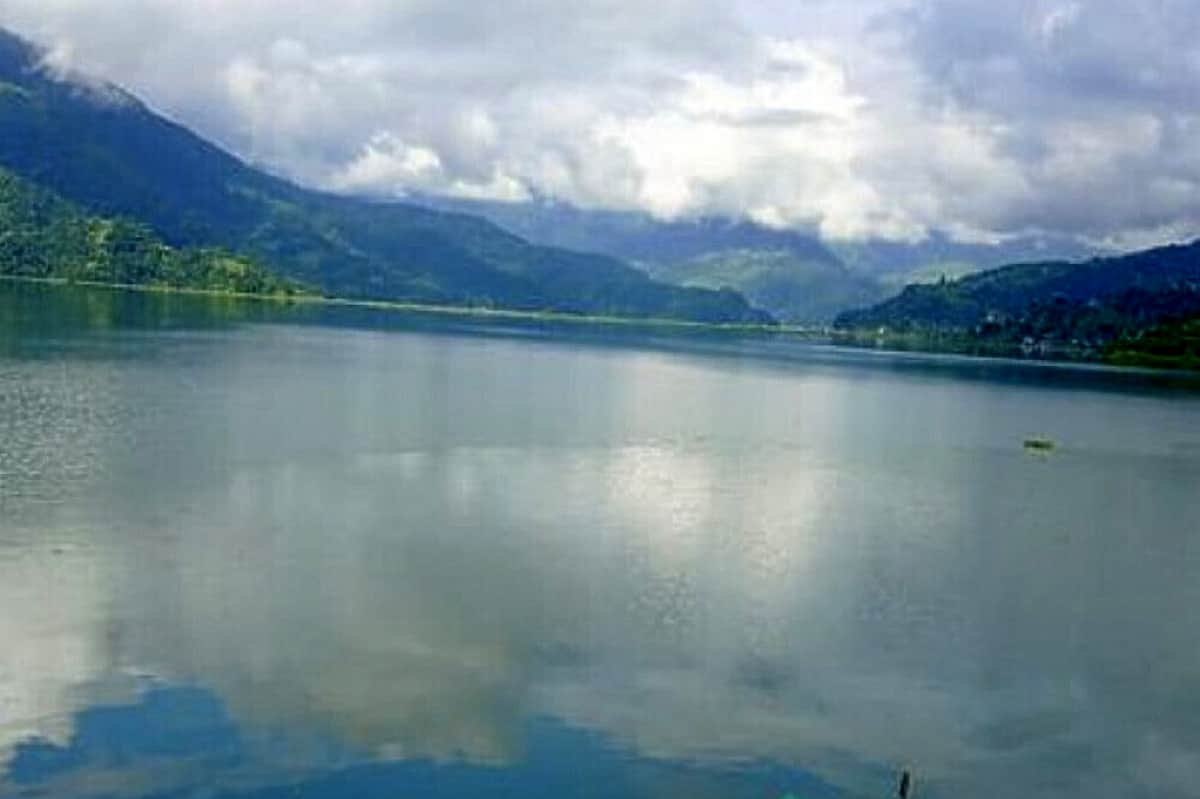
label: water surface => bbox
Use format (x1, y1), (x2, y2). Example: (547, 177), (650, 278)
(3, 284), (1200, 799)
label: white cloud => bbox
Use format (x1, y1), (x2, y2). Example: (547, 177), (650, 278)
(1037, 1), (1083, 45)
(1, 0), (1200, 245)
(0, 546), (110, 769)
(330, 132), (529, 201)
(332, 133), (444, 192)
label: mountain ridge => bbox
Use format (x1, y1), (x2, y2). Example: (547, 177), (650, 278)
(415, 194), (1101, 324)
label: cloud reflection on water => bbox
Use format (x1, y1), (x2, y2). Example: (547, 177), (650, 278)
(3, 303), (1200, 798)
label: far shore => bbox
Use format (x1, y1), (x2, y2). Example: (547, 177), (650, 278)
(0, 274), (818, 336)
(4, 274), (1197, 374)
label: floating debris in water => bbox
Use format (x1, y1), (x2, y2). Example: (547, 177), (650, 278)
(1023, 436), (1056, 452)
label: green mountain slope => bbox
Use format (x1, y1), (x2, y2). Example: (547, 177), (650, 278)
(0, 29), (769, 324)
(417, 196), (881, 323)
(835, 240), (1200, 364)
(638, 249), (885, 325)
(418, 196), (1100, 325)
(0, 167), (299, 295)
(837, 241), (1200, 329)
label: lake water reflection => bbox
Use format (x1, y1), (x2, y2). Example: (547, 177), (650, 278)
(2, 284), (1200, 799)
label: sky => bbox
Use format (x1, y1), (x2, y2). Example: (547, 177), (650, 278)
(1, 0), (1199, 247)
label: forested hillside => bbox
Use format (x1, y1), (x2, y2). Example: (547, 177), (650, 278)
(836, 241), (1200, 366)
(0, 168), (300, 295)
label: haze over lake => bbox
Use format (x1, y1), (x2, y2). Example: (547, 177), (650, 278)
(2, 284), (1199, 799)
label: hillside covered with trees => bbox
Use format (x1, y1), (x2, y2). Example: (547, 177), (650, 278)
(0, 167), (301, 295)
(835, 241), (1200, 367)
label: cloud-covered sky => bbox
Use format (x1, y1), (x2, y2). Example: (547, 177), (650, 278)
(2, 0), (1199, 245)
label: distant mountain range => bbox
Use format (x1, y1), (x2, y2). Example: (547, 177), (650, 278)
(0, 29), (769, 324)
(419, 195), (1100, 324)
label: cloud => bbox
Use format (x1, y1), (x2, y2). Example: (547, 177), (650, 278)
(330, 131), (530, 201)
(1, 0), (1199, 245)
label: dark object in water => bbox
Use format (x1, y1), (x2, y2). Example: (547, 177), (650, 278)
(1023, 436), (1056, 452)
(897, 769), (913, 798)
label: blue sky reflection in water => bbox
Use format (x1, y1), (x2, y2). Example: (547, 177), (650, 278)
(5, 684), (844, 799)
(2, 285), (1200, 799)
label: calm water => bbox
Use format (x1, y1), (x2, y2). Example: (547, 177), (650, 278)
(2, 284), (1199, 799)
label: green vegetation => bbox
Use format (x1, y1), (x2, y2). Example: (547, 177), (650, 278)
(0, 168), (302, 295)
(835, 241), (1200, 369)
(1107, 316), (1200, 369)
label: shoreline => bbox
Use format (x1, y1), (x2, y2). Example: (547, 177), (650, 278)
(828, 327), (1200, 374)
(4, 275), (1197, 374)
(0, 274), (817, 337)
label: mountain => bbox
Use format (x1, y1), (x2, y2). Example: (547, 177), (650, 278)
(638, 249), (883, 325)
(414, 197), (839, 265)
(831, 232), (1100, 288)
(416, 196), (883, 324)
(834, 240), (1200, 365)
(418, 195), (1099, 325)
(0, 29), (769, 325)
(836, 241), (1200, 329)
(0, 166), (299, 295)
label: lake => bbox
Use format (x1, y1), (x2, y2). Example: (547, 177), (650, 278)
(2, 283), (1199, 799)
